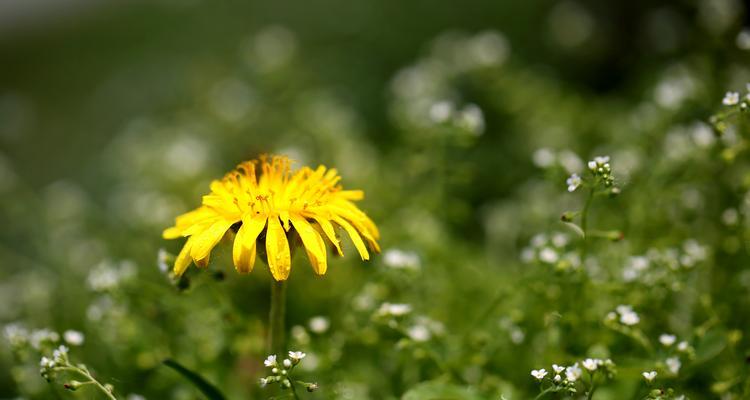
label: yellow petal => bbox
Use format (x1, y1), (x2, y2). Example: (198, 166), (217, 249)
(266, 216), (291, 281)
(190, 219), (234, 262)
(290, 215), (327, 275)
(174, 237), (195, 276)
(312, 216), (343, 256)
(338, 190), (364, 200)
(232, 224), (255, 274)
(333, 216), (369, 261)
(232, 214), (267, 273)
(162, 226), (181, 239)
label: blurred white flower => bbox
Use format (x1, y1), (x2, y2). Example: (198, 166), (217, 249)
(383, 249), (421, 270)
(539, 247), (559, 264)
(723, 91), (740, 106)
(642, 371), (657, 382)
(582, 358), (599, 371)
(565, 363), (582, 382)
(659, 333), (676, 346)
(615, 305), (640, 326)
(3, 323), (28, 347)
(407, 325), (431, 342)
(429, 101), (454, 123)
(739, 29), (750, 50)
(552, 364), (565, 374)
(377, 303), (412, 317)
(666, 357), (681, 374)
(308, 316), (330, 334)
(456, 104), (485, 136)
(532, 147), (556, 168)
(677, 341), (689, 352)
(63, 330), (85, 346)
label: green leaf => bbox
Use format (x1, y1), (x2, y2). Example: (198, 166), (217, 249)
(163, 359), (226, 400)
(402, 381), (485, 400)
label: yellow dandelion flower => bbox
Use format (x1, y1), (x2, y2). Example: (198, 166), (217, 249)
(163, 155), (380, 281)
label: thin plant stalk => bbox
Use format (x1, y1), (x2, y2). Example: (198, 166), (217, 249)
(268, 280), (287, 357)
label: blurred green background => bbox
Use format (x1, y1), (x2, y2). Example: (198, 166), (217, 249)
(2, 0), (750, 399)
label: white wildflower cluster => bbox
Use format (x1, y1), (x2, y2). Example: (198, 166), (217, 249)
(530, 359), (615, 395)
(657, 333), (694, 375)
(606, 305), (640, 326)
(260, 351), (318, 393)
(532, 147), (584, 174)
(375, 302), (413, 318)
(520, 232), (581, 271)
(4, 324), (85, 352)
(428, 101), (486, 136)
(390, 31), (507, 137)
(405, 316), (445, 343)
(87, 259), (137, 292)
(621, 240), (708, 285)
(372, 302), (444, 346)
(382, 249), (421, 271)
(39, 345), (69, 381)
(662, 122), (716, 161)
(586, 155), (615, 189)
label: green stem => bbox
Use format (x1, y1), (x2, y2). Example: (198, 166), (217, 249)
(581, 188), (595, 256)
(533, 386), (555, 400)
(58, 366), (117, 400)
(288, 378), (301, 400)
(268, 280), (287, 357)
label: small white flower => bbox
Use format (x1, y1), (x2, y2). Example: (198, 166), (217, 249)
(288, 351), (306, 362)
(642, 371), (657, 382)
(677, 341), (689, 352)
(666, 357), (681, 374)
(407, 325), (431, 342)
(383, 249), (421, 270)
(582, 358), (599, 371)
(283, 359), (292, 368)
(532, 148), (556, 168)
(594, 156), (610, 164)
(723, 91), (740, 106)
(531, 369), (548, 380)
(63, 330), (85, 346)
(378, 303), (412, 317)
(565, 363), (582, 382)
(588, 160), (597, 170)
(616, 305), (640, 326)
(429, 101), (454, 124)
(259, 377), (268, 387)
(456, 104), (485, 136)
(264, 355), (277, 367)
(52, 345), (69, 362)
(566, 173), (583, 192)
(659, 333), (676, 347)
(308, 316), (330, 334)
(552, 364), (565, 374)
(553, 374), (562, 382)
(539, 247), (559, 264)
(40, 356), (55, 368)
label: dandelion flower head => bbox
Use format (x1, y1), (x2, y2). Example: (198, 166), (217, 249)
(163, 155), (380, 280)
